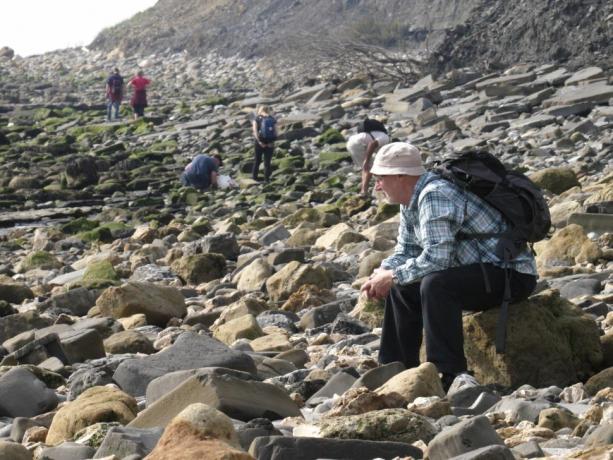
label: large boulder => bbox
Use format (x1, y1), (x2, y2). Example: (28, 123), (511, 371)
(129, 370), (301, 427)
(463, 289), (602, 388)
(96, 282), (186, 326)
(171, 253), (227, 285)
(535, 224), (602, 269)
(46, 386), (137, 445)
(0, 368), (58, 417)
(0, 441), (32, 460)
(113, 332), (256, 396)
(265, 262), (332, 302)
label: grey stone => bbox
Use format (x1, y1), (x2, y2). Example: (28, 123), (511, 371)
(93, 426), (163, 459)
(0, 368), (58, 417)
(351, 361), (405, 391)
(306, 369), (357, 406)
(39, 442), (95, 460)
(145, 367), (257, 406)
(0, 311), (53, 343)
(568, 213), (613, 234)
(452, 392), (501, 417)
(259, 224), (290, 246)
(201, 233), (240, 260)
(511, 439), (545, 458)
(59, 328), (106, 364)
(559, 278), (602, 300)
(584, 422), (613, 447)
(237, 418), (282, 450)
(427, 415), (504, 460)
(130, 370), (300, 427)
(486, 398), (553, 423)
(49, 287), (96, 316)
(113, 332), (256, 396)
(72, 317), (124, 339)
(248, 436), (423, 460)
(449, 444), (515, 459)
(299, 301), (342, 330)
(10, 417), (45, 443)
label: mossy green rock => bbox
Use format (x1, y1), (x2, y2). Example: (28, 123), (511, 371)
(18, 251), (62, 272)
(463, 289), (602, 389)
(317, 408), (437, 444)
(318, 128), (345, 145)
(319, 151), (351, 167)
(81, 260), (120, 289)
(372, 203), (400, 224)
(171, 253), (227, 285)
(338, 195), (371, 217)
(282, 208), (327, 227)
(60, 217), (99, 235)
(530, 167), (580, 195)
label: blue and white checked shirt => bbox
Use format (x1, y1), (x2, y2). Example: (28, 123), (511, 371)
(380, 172), (538, 285)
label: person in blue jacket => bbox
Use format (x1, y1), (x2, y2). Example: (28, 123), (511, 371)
(180, 154), (222, 190)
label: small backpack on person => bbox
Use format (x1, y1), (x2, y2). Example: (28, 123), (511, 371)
(109, 76), (123, 99)
(357, 117), (388, 136)
(431, 150), (551, 353)
(258, 115), (277, 142)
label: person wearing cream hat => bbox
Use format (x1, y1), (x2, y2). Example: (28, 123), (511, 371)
(361, 142), (537, 391)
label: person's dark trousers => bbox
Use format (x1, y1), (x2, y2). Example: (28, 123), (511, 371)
(252, 142), (274, 181)
(378, 263), (537, 375)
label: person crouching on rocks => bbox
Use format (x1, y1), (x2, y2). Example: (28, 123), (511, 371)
(128, 70), (151, 120)
(360, 142), (537, 391)
(346, 117), (390, 196)
(251, 105), (277, 182)
(180, 154), (223, 191)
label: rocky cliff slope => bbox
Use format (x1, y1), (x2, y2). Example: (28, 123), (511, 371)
(90, 0), (613, 73)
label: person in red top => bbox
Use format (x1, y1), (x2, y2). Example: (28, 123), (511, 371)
(128, 70), (151, 119)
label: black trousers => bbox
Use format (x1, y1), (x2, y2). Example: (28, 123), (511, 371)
(379, 263), (536, 375)
(253, 142), (274, 181)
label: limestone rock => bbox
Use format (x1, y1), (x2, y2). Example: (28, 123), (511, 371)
(326, 387), (407, 417)
(46, 386), (137, 445)
(281, 284), (336, 313)
(535, 224), (602, 268)
(375, 362), (445, 403)
(317, 408), (437, 444)
(0, 441), (32, 460)
(463, 289), (602, 388)
(103, 330), (155, 354)
(96, 282), (186, 326)
(530, 167), (580, 195)
(213, 314), (264, 345)
(265, 261), (331, 302)
(236, 258), (273, 292)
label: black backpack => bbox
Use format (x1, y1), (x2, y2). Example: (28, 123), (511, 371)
(357, 117), (387, 136)
(258, 115), (277, 142)
(431, 150), (551, 353)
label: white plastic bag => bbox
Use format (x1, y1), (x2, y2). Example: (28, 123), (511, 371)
(217, 174), (238, 189)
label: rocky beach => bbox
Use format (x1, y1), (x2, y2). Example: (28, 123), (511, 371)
(0, 30), (612, 460)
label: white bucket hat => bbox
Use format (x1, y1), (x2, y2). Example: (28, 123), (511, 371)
(370, 142), (425, 176)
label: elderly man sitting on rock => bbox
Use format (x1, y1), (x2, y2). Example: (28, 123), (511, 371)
(361, 142), (538, 391)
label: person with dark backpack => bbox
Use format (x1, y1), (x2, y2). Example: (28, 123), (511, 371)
(251, 105), (277, 182)
(361, 142), (542, 392)
(105, 68), (124, 121)
(346, 117), (390, 195)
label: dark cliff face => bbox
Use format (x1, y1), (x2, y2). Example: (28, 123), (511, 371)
(90, 0), (612, 72)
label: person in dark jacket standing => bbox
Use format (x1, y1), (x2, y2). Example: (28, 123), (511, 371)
(361, 142), (537, 391)
(251, 105), (277, 182)
(105, 68), (124, 121)
(128, 70), (151, 120)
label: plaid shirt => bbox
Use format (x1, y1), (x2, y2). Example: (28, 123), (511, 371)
(381, 172), (538, 285)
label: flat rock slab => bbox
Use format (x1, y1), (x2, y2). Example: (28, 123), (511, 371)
(113, 332), (256, 396)
(95, 425), (163, 459)
(129, 370), (300, 427)
(545, 83), (613, 107)
(0, 206), (100, 225)
(248, 436), (423, 460)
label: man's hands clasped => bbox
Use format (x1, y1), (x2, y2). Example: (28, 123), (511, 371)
(361, 268), (394, 300)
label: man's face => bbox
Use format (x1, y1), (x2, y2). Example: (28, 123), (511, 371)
(374, 174), (416, 205)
